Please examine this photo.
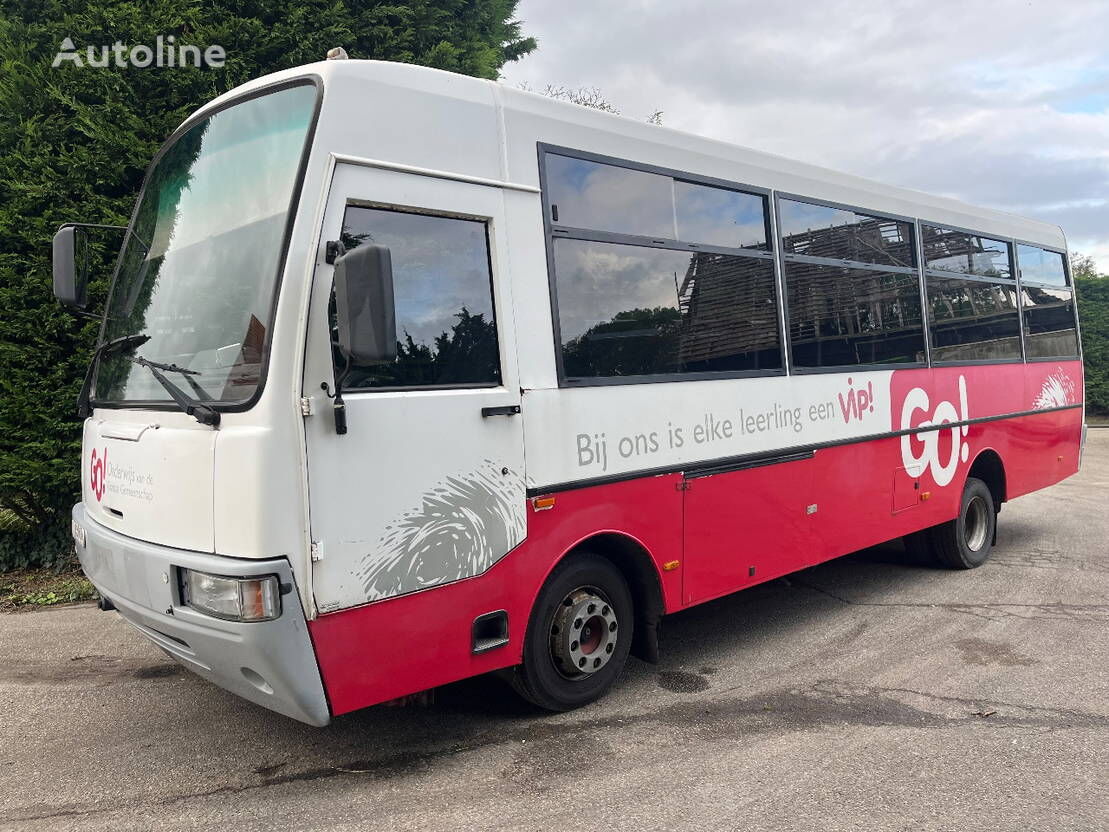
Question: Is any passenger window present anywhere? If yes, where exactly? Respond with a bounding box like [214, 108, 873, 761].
[784, 262, 925, 367]
[674, 180, 768, 250]
[554, 239, 781, 379]
[921, 225, 1012, 279]
[1022, 285, 1080, 359]
[780, 197, 924, 368]
[1017, 244, 1068, 287]
[333, 206, 501, 389]
[926, 277, 1022, 361]
[779, 199, 915, 268]
[545, 154, 674, 238]
[544, 149, 781, 382]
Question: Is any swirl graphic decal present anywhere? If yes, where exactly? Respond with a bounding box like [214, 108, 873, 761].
[359, 460, 526, 601]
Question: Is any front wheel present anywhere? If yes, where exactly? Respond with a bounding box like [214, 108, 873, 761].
[905, 476, 997, 569]
[512, 553, 633, 711]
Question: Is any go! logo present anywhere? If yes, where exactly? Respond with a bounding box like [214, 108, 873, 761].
[90, 448, 108, 502]
[899, 376, 968, 487]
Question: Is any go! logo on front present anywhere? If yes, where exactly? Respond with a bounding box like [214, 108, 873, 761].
[90, 447, 108, 502]
[899, 376, 969, 487]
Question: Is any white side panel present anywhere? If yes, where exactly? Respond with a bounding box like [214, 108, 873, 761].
[500, 188, 558, 390]
[498, 86, 1066, 250]
[302, 163, 527, 613]
[212, 423, 305, 559]
[523, 372, 894, 490]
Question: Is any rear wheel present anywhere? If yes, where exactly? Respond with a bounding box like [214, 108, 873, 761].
[904, 476, 996, 569]
[512, 553, 633, 711]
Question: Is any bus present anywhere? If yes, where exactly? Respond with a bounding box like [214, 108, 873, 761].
[55, 58, 1085, 726]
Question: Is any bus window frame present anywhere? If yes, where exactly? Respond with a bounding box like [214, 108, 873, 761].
[538, 143, 788, 389]
[1013, 237, 1083, 363]
[89, 75, 324, 415]
[773, 191, 928, 375]
[537, 143, 1080, 384]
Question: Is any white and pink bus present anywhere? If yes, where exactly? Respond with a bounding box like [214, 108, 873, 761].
[55, 58, 1084, 725]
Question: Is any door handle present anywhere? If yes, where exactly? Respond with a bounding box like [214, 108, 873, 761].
[481, 405, 521, 418]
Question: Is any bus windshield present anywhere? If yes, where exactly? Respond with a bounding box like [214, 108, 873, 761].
[94, 82, 316, 406]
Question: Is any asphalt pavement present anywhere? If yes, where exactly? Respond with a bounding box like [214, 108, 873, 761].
[2, 432, 1107, 831]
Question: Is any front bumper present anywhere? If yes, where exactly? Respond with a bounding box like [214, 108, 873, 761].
[72, 503, 330, 726]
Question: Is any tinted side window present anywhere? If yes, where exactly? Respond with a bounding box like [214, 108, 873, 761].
[1023, 286, 1079, 358]
[1017, 244, 1068, 287]
[554, 239, 781, 379]
[779, 199, 915, 267]
[926, 276, 1022, 361]
[545, 154, 674, 238]
[785, 262, 925, 367]
[922, 225, 1012, 279]
[674, 180, 768, 250]
[336, 207, 501, 389]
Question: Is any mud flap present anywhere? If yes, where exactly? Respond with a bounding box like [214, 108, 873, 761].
[632, 610, 661, 664]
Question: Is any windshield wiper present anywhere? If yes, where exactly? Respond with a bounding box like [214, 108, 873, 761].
[132, 357, 214, 403]
[124, 354, 221, 428]
[77, 334, 151, 418]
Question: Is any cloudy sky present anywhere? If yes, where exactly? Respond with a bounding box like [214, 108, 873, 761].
[501, 0, 1109, 271]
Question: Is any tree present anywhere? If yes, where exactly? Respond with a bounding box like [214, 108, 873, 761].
[562, 307, 682, 378]
[1072, 252, 1099, 281]
[343, 307, 500, 389]
[523, 82, 663, 124]
[1072, 253, 1109, 415]
[0, 1, 534, 566]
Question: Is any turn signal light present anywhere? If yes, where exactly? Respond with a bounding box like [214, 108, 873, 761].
[180, 570, 281, 622]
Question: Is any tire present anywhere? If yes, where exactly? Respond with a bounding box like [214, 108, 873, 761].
[915, 476, 997, 570]
[512, 553, 634, 712]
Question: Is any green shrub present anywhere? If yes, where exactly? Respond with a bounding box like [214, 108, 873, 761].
[1076, 275, 1109, 415]
[0, 1, 533, 570]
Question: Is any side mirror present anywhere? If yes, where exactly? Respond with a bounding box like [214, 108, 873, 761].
[334, 244, 397, 366]
[53, 225, 90, 311]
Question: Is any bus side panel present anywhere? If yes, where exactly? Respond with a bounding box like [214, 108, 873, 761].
[1000, 407, 1084, 499]
[805, 361, 1083, 566]
[806, 435, 957, 563]
[1008, 360, 1085, 497]
[309, 473, 683, 716]
[682, 455, 814, 605]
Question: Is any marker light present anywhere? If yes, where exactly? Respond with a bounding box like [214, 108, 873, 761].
[181, 570, 281, 622]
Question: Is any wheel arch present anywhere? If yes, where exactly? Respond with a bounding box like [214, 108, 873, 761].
[532, 531, 666, 665]
[967, 448, 1007, 510]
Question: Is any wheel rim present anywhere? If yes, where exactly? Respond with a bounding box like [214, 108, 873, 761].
[964, 494, 991, 552]
[549, 586, 618, 679]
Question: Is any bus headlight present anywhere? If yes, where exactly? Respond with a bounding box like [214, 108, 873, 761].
[180, 570, 281, 622]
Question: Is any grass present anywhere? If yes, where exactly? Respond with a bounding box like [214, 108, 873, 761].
[0, 567, 95, 611]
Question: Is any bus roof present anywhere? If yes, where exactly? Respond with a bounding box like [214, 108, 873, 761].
[197, 59, 1066, 251]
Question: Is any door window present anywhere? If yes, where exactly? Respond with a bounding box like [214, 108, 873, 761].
[333, 206, 502, 389]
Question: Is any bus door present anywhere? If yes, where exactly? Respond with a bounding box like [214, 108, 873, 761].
[682, 453, 815, 605]
[302, 163, 526, 614]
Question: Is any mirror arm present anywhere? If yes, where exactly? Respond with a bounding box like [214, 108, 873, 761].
[320, 356, 352, 436]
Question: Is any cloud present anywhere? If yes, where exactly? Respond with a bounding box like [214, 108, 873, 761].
[503, 0, 1109, 271]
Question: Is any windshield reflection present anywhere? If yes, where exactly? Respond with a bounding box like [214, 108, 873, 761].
[95, 83, 316, 405]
